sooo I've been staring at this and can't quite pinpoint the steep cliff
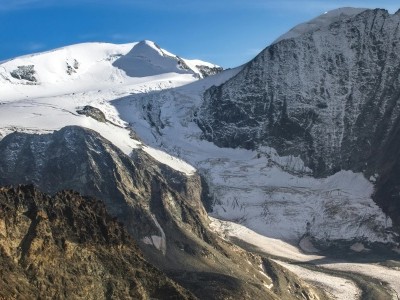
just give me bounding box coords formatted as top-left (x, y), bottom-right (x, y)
top-left (198, 8), bottom-right (400, 228)
top-left (0, 126), bottom-right (207, 246)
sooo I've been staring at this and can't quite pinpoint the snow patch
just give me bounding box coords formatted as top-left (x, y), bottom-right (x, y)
top-left (142, 146), bottom-right (196, 175)
top-left (299, 236), bottom-right (319, 253)
top-left (149, 214), bottom-right (166, 255)
top-left (209, 217), bottom-right (324, 262)
top-left (349, 242), bottom-right (368, 252)
top-left (142, 236), bottom-right (163, 250)
top-left (0, 98), bottom-right (141, 155)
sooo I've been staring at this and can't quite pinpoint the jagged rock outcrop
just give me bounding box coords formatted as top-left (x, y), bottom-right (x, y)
top-left (196, 65), bottom-right (224, 78)
top-left (0, 185), bottom-right (194, 299)
top-left (0, 126), bottom-right (320, 299)
top-left (197, 8), bottom-right (400, 228)
top-left (77, 105), bottom-right (107, 122)
top-left (10, 65), bottom-right (37, 82)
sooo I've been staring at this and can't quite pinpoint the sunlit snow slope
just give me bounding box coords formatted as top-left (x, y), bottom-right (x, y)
top-left (0, 40), bottom-right (213, 175)
top-left (0, 40), bottom-right (220, 101)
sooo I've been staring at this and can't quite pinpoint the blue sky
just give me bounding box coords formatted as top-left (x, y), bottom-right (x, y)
top-left (0, 0), bottom-right (398, 67)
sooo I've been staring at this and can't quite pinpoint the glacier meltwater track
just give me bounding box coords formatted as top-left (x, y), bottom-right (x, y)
top-left (210, 218), bottom-right (400, 300)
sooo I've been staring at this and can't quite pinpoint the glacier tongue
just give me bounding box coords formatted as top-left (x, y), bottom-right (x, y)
top-left (210, 166), bottom-right (392, 243)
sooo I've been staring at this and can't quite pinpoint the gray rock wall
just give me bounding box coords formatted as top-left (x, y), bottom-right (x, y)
top-left (197, 9), bottom-right (400, 228)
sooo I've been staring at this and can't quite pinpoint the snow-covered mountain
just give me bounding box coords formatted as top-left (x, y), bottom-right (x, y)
top-left (113, 40), bottom-right (222, 78)
top-left (0, 40), bottom-right (218, 172)
top-left (1, 13), bottom-right (398, 247)
top-left (114, 65), bottom-right (395, 246)
top-left (0, 40), bottom-right (315, 299)
top-left (0, 40), bottom-right (221, 102)
top-left (1, 9), bottom-right (400, 298)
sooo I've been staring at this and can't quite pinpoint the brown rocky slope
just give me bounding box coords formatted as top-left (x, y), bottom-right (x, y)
top-left (0, 184), bottom-right (194, 300)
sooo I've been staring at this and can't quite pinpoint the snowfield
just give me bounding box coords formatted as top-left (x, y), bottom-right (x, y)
top-left (0, 40), bottom-right (217, 174)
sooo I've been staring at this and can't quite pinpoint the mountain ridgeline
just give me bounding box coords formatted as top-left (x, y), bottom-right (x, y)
top-left (197, 9), bottom-right (400, 229)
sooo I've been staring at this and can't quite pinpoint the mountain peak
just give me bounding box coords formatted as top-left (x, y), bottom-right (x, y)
top-left (112, 40), bottom-right (221, 78)
top-left (112, 40), bottom-right (191, 77)
top-left (138, 39), bottom-right (156, 45)
top-left (134, 40), bottom-right (165, 57)
top-left (273, 7), bottom-right (367, 44)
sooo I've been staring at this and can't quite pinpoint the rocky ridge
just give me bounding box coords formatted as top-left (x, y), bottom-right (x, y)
top-left (0, 126), bottom-right (322, 299)
top-left (0, 184), bottom-right (194, 299)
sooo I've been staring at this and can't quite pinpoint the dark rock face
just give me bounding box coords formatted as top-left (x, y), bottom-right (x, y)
top-left (0, 185), bottom-right (194, 299)
top-left (196, 65), bottom-right (224, 78)
top-left (77, 105), bottom-right (107, 122)
top-left (197, 9), bottom-right (400, 228)
top-left (0, 126), bottom-right (208, 249)
top-left (10, 65), bottom-right (37, 82)
top-left (66, 59), bottom-right (79, 75)
top-left (0, 126), bottom-right (318, 299)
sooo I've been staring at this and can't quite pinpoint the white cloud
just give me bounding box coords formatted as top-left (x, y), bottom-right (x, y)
top-left (0, 0), bottom-right (45, 11)
top-left (245, 48), bottom-right (263, 56)
top-left (25, 42), bottom-right (46, 51)
top-left (109, 33), bottom-right (136, 42)
top-left (0, 0), bottom-right (397, 13)
top-left (255, 0), bottom-right (398, 14)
